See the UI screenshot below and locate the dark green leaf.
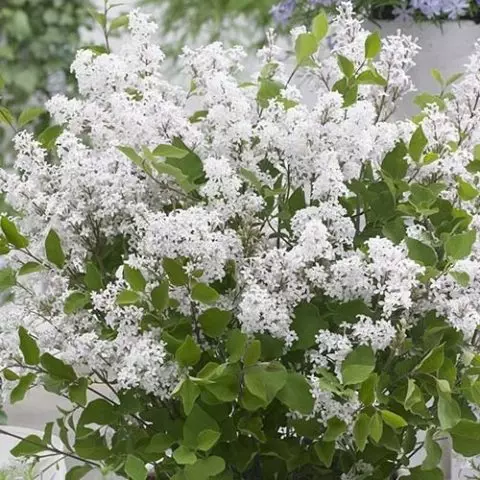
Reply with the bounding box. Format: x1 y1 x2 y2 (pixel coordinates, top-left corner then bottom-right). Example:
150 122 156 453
40 353 77 381
116 289 141 306
438 395 460 430
18 326 40 365
314 441 335 467
175 335 202 367
163 258 188 286
415 344 444 374
64 291 90 314
125 454 147 480
65 466 93 480
79 399 116 426
191 283 219 305
198 308 231 338
406 238 438 267
10 434 46 456
445 230 476 260
409 126 428 162
341 345 375 385
354 413 370 451
1 217 28 248
123 265 146 291
10 373 36 404
277 372 314 415
151 281 169 311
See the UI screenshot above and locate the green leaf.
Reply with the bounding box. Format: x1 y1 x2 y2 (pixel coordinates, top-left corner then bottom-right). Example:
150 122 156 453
10 435 46 456
341 345 375 385
184 456 226 480
198 308 231 338
175 335 202 367
226 330 247 362
0 107 15 127
84 263 103 291
18 326 40 365
123 265 146 291
118 146 143 167
18 262 43 276
438 394 460 430
445 230 476 260
153 144 188 158
354 413 370 451
68 378 88 407
64 291 90 314
239 168 263 192
173 446 197 465
1 217 28 248
422 430 442 471
359 373 378 406
38 125 63 150
40 353 77 381
74 431 110 460
380 410 407 429
125 454 147 480
450 271 470 287
446 72 463 86
409 126 428 162
365 32 381 58
291 303 327 350
66 466 93 480
163 258 188 286
382 141 408 180
244 362 287 406
197 429 221 451
356 69 387 86
406 238 438 267
405 379 423 412
0 267 16 291
109 14 129 32
277 372 314 415
191 283 219 305
295 33 318 64
178 377 200 414
369 412 383 442
146 433 174 453
116 290 141 306
337 55 355 78
311 12 328 41
79 399 116 426
10 373 36 404
244 340 261 367
431 68 444 86
183 404 219 449
314 441 335 467
415 344 444 374
45 230 65 268
18 107 45 127
457 178 479 201
450 420 480 456
323 417 347 442
151 281 169 311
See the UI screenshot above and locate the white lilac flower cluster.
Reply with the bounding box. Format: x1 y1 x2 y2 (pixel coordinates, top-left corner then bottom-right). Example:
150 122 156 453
1 4 480 435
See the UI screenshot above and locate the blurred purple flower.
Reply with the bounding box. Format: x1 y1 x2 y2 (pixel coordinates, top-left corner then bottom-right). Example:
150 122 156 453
271 0 297 24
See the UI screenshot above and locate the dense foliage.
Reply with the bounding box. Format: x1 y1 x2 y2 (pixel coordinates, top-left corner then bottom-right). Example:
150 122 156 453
0 0 92 109
2 4 480 479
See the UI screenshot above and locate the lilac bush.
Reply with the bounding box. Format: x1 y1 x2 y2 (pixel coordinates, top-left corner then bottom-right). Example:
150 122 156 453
1 4 480 479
